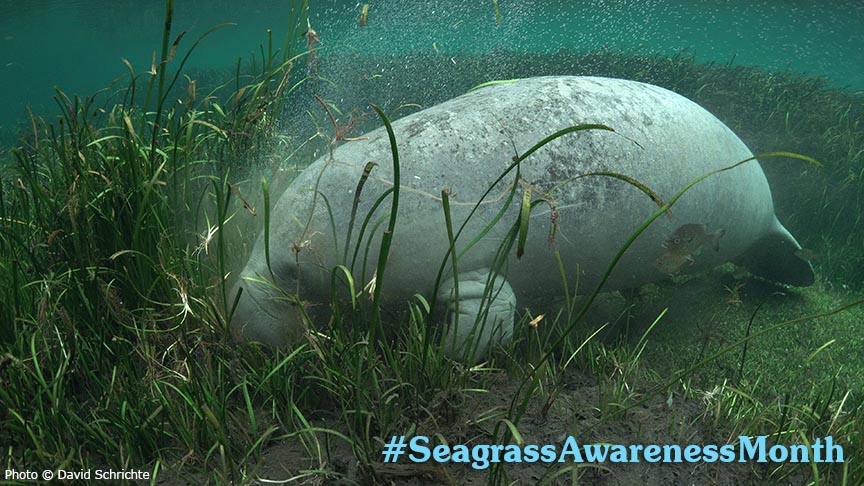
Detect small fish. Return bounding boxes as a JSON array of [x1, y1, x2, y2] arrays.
[[662, 223, 726, 255], [656, 223, 725, 274], [655, 251, 694, 274]]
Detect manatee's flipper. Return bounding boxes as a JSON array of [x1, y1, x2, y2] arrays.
[[734, 219, 815, 286], [438, 268, 516, 362]]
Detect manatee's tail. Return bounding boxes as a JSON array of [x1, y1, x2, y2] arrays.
[[734, 218, 815, 286]]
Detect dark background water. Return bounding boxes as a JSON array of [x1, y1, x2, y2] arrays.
[[1, 0, 862, 146]]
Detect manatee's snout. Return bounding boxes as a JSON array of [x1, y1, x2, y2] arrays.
[[229, 285, 302, 348], [229, 273, 305, 348]]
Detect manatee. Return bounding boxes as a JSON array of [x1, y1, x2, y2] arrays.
[[231, 76, 814, 361]]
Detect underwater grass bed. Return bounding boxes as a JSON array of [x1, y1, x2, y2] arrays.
[[1, 4, 863, 485]]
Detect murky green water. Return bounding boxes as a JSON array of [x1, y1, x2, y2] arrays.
[[1, 0, 861, 143], [2, 3, 863, 481], [314, 0, 863, 86]]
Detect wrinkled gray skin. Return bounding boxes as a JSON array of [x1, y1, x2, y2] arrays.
[[231, 76, 814, 361]]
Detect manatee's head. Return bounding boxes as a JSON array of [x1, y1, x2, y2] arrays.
[[228, 237, 315, 348], [229, 277, 304, 348], [229, 175, 340, 348]]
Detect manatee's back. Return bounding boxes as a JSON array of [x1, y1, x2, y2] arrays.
[[262, 76, 814, 306]]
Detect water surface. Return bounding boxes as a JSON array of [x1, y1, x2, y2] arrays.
[[1, 0, 861, 144]]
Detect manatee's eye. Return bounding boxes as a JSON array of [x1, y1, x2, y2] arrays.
[[672, 237, 680, 245], [273, 259, 299, 287]]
